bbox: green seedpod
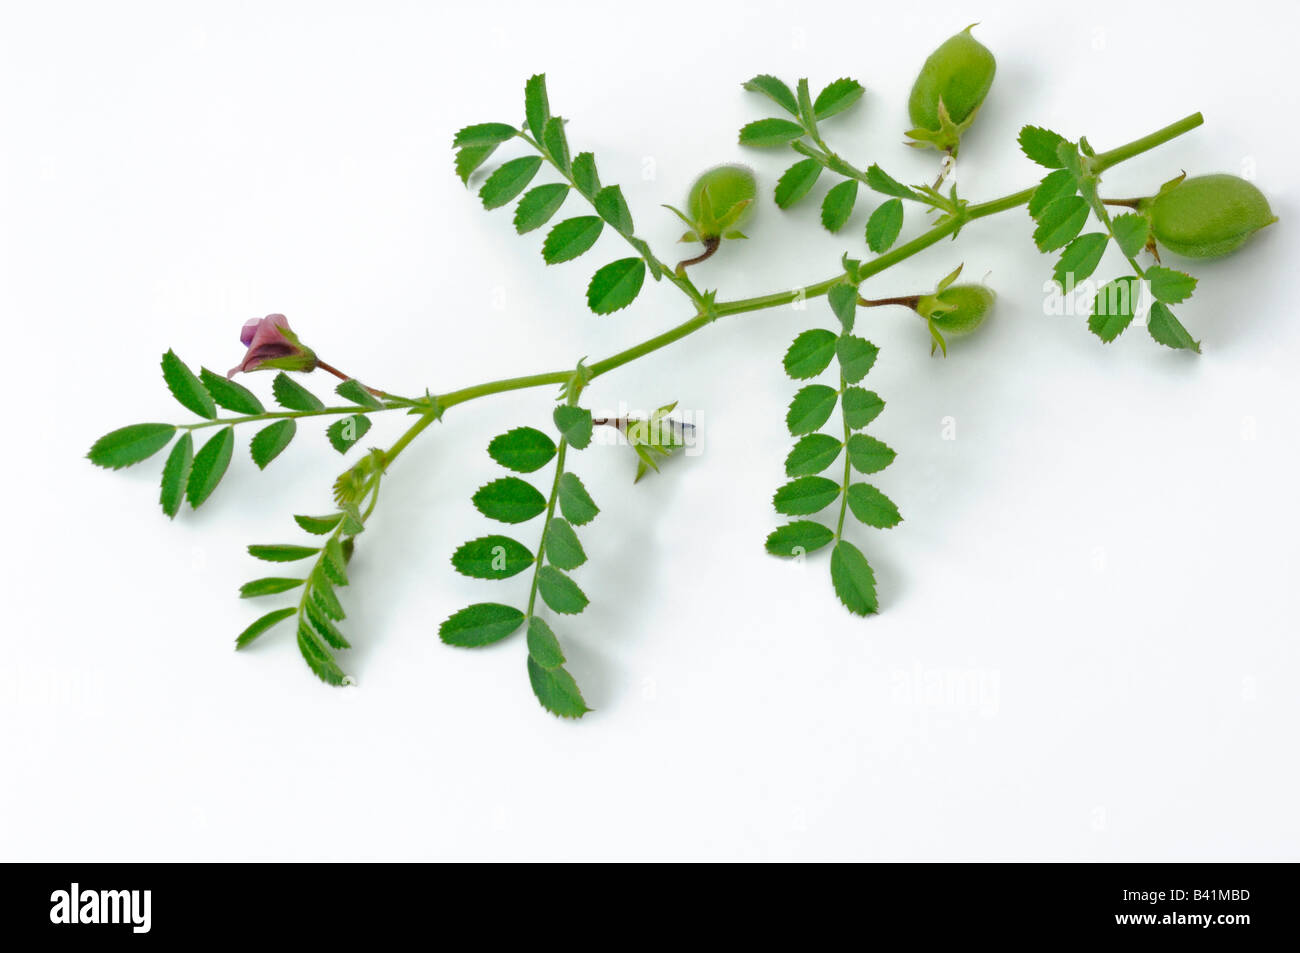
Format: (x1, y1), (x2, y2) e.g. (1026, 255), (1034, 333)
(905, 25), (996, 155)
(917, 280), (994, 355)
(1142, 174), (1277, 259)
(684, 164), (757, 241)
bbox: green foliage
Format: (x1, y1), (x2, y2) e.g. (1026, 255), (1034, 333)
(451, 535), (534, 579)
(248, 544), (319, 563)
(552, 406), (593, 449)
(774, 476), (841, 515)
(526, 616), (565, 669)
(813, 78), (864, 120)
(186, 426), (234, 508)
(544, 518), (586, 569)
(775, 159), (822, 209)
(1088, 276), (1141, 342)
(488, 427), (557, 472)
(161, 350), (216, 419)
(558, 472), (599, 525)
(271, 373), (323, 412)
(235, 608), (296, 649)
(159, 432), (193, 518)
(537, 565), (588, 614)
(472, 477), (548, 523)
(842, 388), (885, 429)
(514, 183), (569, 233)
(440, 603), (526, 647)
(527, 656), (590, 718)
(742, 74), (799, 115)
(587, 257), (646, 314)
(847, 433), (896, 474)
(250, 419), (296, 469)
(783, 329), (838, 379)
(739, 117), (805, 147)
(336, 379), (383, 410)
(480, 155), (543, 209)
(820, 179), (858, 232)
(543, 216), (604, 263)
(765, 520), (834, 556)
(846, 484), (902, 528)
(866, 199), (904, 253)
(830, 540), (878, 615)
(200, 368), (264, 415)
(786, 385), (838, 435)
(239, 577), (304, 598)
(88, 423), (175, 470)
(785, 433), (843, 476)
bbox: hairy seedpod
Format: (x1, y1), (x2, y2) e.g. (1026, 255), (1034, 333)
(1141, 173), (1277, 259)
(905, 24), (996, 155)
(683, 164), (756, 241)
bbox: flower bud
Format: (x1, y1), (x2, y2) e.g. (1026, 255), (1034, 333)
(1142, 173), (1277, 259)
(906, 25), (996, 155)
(228, 314), (317, 377)
(684, 164), (756, 241)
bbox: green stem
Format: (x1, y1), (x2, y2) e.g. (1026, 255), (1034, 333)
(429, 114), (1201, 417)
(178, 402), (410, 431)
(834, 372), (851, 539)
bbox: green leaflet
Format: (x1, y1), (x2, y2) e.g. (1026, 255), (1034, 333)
(327, 414), (372, 454)
(1033, 195), (1090, 251)
(336, 378), (383, 410)
(743, 74), (799, 115)
(1147, 302), (1200, 352)
(453, 122), (517, 149)
(235, 607), (296, 649)
(294, 512), (344, 535)
(865, 164), (917, 200)
(472, 477), (548, 524)
(783, 329), (838, 379)
(1111, 213), (1151, 259)
(846, 433), (896, 474)
(488, 426), (557, 473)
(161, 350), (216, 419)
(738, 117), (804, 147)
(440, 603), (526, 647)
(542, 116), (570, 171)
(159, 432), (193, 518)
(846, 483), (902, 528)
(765, 520), (835, 556)
(480, 155), (544, 210)
(1088, 276), (1141, 342)
(866, 199), (904, 253)
(571, 152), (601, 199)
(786, 385), (838, 435)
(87, 423), (175, 470)
(514, 183), (570, 234)
(594, 185), (634, 234)
(536, 565), (588, 615)
(785, 433), (843, 476)
(827, 283), (858, 332)
(271, 373), (323, 412)
(552, 406), (593, 450)
(1028, 169), (1077, 218)
(296, 621), (351, 686)
(200, 368), (264, 415)
(524, 73), (550, 141)
(304, 595), (349, 649)
(775, 159), (822, 209)
(836, 335), (878, 384)
(542, 216), (604, 264)
(250, 419), (296, 469)
(587, 258), (646, 314)
(773, 476), (841, 515)
(557, 472), (599, 525)
(820, 179), (858, 233)
(830, 539), (878, 615)
(842, 388), (885, 429)
(248, 544), (319, 563)
(451, 535), (534, 579)
(455, 143), (498, 185)
(544, 517), (587, 570)
(239, 577), (304, 598)
(186, 426), (234, 508)
(526, 616), (565, 669)
(1019, 125), (1067, 168)
(813, 78), (864, 119)
(527, 656), (590, 718)
(1053, 233), (1109, 289)
(1145, 266), (1197, 304)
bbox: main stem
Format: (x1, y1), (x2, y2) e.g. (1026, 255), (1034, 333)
(434, 113), (1201, 414)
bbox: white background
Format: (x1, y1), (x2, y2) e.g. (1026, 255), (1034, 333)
(3, 0), (1297, 861)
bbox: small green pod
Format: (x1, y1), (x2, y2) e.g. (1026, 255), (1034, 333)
(906, 25), (996, 153)
(685, 164), (757, 240)
(1143, 174), (1276, 259)
(919, 284), (995, 336)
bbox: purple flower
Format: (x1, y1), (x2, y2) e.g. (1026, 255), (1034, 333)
(227, 314), (317, 377)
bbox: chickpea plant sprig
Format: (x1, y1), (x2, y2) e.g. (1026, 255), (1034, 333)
(88, 26), (1276, 717)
